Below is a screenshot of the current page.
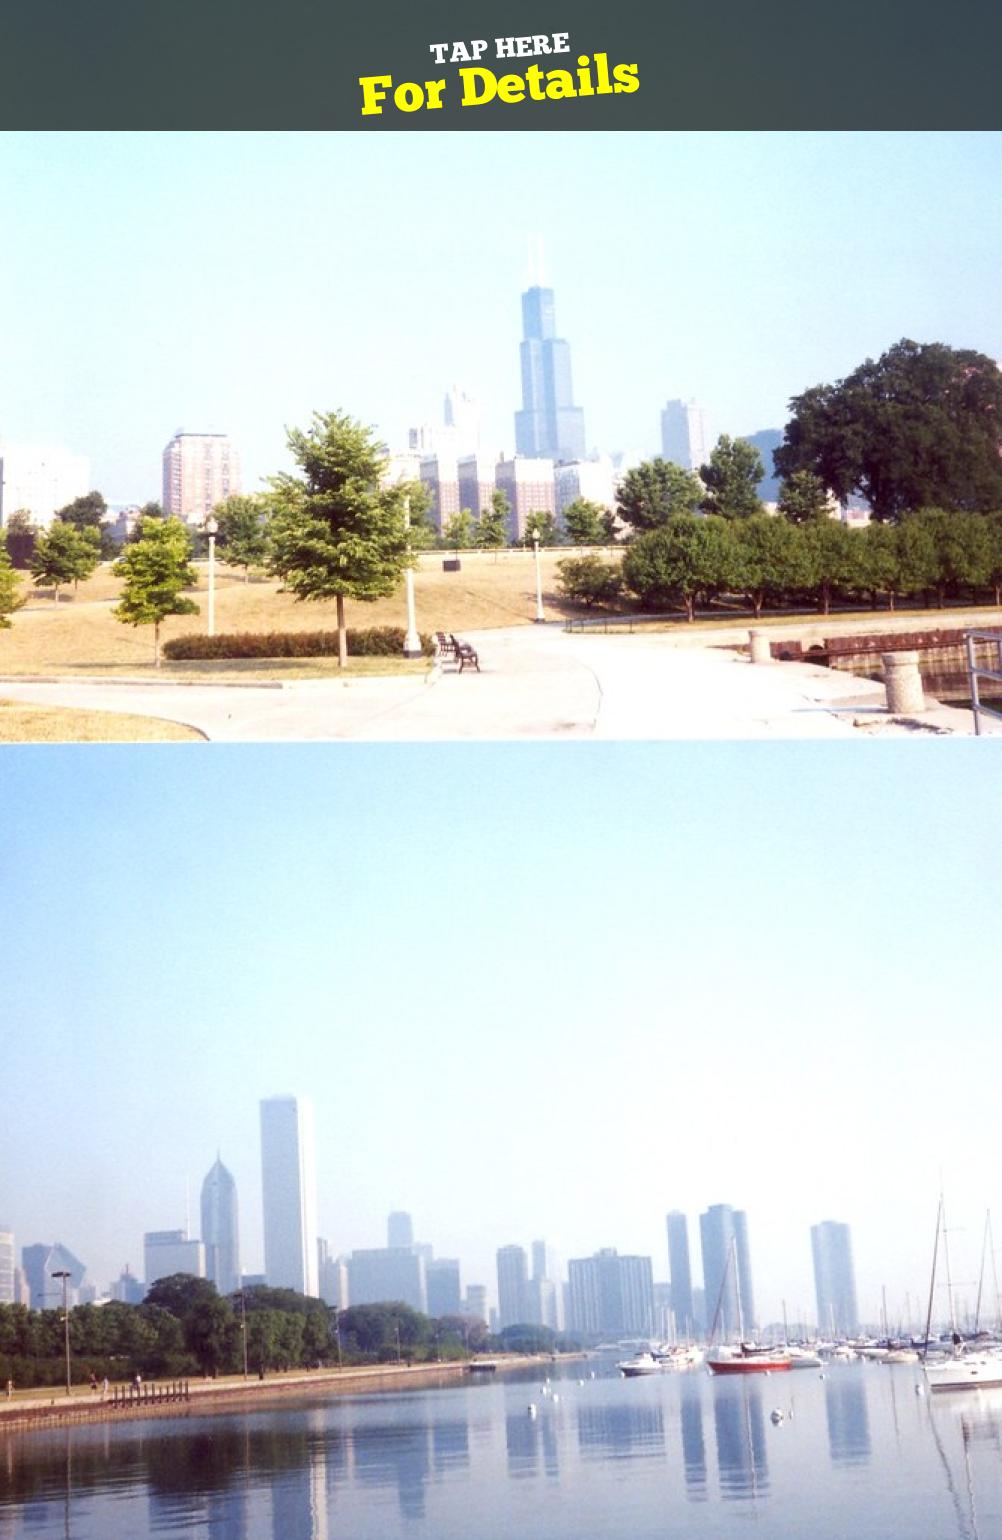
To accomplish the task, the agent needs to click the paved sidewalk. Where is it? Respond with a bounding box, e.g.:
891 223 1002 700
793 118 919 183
0 626 975 741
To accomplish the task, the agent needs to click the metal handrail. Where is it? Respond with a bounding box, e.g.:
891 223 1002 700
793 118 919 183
964 630 1002 735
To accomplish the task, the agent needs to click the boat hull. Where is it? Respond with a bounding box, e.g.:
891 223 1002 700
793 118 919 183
707 1357 792 1374
924 1355 1002 1391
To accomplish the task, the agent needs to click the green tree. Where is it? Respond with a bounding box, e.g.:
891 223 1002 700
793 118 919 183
402 481 436 551
801 519 858 614
442 507 474 554
984 511 1002 606
777 470 832 524
4 511 38 569
267 410 412 669
858 521 901 609
29 522 100 600
0 546 22 628
908 506 991 607
112 516 199 666
616 457 704 532
621 514 733 621
556 553 624 609
731 516 808 618
54 490 107 530
474 490 510 550
699 435 764 519
775 339 1002 520
523 511 560 546
893 516 939 605
562 497 609 545
213 494 272 580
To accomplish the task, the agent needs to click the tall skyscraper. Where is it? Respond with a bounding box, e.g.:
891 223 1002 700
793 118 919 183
260 1095 319 1297
387 1211 414 1249
0 1228 14 1304
493 456 556 541
811 1220 859 1336
0 442 90 527
496 1244 529 1328
700 1204 756 1339
514 256 585 464
347 1247 427 1312
201 1155 240 1296
666 1211 694 1337
660 399 711 472
426 1258 462 1317
162 430 240 524
21 1242 87 1310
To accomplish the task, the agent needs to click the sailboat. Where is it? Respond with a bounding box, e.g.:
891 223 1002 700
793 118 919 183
922 1196 1002 1392
705 1238 791 1375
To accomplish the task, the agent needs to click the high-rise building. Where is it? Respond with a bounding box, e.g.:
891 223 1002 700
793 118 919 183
700 1204 755 1339
567 1249 655 1337
201 1155 240 1296
21 1242 87 1310
0 1228 14 1304
514 257 585 464
443 386 482 455
144 1230 205 1287
462 1284 488 1323
260 1095 319 1297
162 430 240 524
111 1265 145 1305
347 1247 427 1312
426 1258 462 1317
387 1211 414 1249
419 454 461 531
660 400 711 472
496 1245 529 1328
528 1240 563 1331
666 1211 695 1337
493 457 556 541
811 1220 859 1337
457 455 498 522
0 443 90 527
554 456 619 519
317 1238 349 1307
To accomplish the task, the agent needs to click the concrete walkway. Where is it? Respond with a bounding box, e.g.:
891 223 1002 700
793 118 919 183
0 625 975 741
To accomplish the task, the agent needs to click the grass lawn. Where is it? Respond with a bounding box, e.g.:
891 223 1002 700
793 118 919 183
2 550 576 676
0 701 204 742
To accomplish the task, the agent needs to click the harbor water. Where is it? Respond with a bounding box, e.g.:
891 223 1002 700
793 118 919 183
2 1358 1000 1538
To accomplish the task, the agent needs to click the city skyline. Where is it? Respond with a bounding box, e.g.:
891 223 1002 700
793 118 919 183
0 132 999 503
3 743 1002 1325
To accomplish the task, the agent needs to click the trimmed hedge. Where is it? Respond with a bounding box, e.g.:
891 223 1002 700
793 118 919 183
163 627 435 661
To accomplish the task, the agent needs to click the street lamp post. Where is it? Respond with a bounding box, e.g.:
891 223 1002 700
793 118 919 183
531 528 545 623
51 1271 72 1396
402 498 422 659
204 515 219 637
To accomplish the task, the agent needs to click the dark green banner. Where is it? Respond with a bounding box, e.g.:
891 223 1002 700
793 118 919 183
2 0 1000 128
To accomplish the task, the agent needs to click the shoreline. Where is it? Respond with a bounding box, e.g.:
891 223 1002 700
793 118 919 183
0 1355 565 1435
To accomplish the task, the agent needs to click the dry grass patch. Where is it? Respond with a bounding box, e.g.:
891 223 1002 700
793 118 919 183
0 700 203 742
0 551 581 675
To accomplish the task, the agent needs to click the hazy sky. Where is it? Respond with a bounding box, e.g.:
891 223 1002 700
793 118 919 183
4 741 1001 1328
1 131 1000 504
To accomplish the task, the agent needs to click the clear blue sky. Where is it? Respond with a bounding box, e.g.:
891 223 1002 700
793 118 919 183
1 131 1000 503
4 740 1001 1329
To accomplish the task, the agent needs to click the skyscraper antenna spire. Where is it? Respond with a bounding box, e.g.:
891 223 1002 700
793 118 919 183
526 234 547 287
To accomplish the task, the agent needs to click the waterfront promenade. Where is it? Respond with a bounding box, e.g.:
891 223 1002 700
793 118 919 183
0 619 975 740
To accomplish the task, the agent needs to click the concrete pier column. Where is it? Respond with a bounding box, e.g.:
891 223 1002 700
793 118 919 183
748 630 773 665
882 650 925 714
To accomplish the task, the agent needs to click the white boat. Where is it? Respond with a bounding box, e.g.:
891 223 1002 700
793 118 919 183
923 1349 1002 1391
655 1344 704 1369
786 1346 823 1369
617 1351 664 1377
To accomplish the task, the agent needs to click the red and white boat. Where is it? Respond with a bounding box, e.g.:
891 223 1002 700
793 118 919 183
706 1342 792 1375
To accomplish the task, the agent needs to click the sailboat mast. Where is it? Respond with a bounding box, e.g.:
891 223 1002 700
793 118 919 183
975 1212 989 1334
922 1194 943 1359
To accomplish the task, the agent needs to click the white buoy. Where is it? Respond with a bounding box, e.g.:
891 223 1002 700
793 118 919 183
552 1393 559 1403
527 1404 537 1417
770 1409 785 1424
915 1385 925 1397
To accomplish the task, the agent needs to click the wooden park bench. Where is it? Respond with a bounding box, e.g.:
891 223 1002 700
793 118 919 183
451 634 480 673
435 631 457 660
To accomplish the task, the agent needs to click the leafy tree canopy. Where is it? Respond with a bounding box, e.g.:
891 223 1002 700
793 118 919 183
54 490 107 530
777 469 832 524
112 516 199 665
774 339 1002 521
556 553 623 609
562 497 610 545
212 494 272 575
616 457 703 532
699 435 764 519
29 522 100 596
621 513 734 621
0 546 23 628
475 489 511 549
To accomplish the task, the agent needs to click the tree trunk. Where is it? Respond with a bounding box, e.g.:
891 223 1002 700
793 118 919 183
337 593 347 669
685 595 694 622
995 583 1001 606
889 591 896 612
154 620 161 668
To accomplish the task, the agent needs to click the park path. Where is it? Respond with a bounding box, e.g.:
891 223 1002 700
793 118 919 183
0 625 973 741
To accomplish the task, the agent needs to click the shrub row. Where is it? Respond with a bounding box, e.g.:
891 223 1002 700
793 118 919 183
163 627 435 660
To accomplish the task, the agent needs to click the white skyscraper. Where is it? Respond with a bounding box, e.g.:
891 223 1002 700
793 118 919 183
0 442 90 527
260 1095 319 1297
660 399 712 472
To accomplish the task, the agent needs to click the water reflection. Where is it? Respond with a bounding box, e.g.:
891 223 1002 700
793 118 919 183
679 1380 707 1500
505 1407 562 1481
576 1401 665 1462
825 1374 872 1465
350 1421 431 1520
712 1381 768 1499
